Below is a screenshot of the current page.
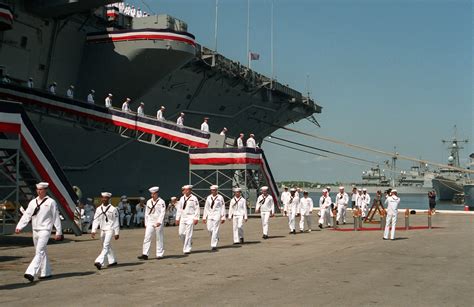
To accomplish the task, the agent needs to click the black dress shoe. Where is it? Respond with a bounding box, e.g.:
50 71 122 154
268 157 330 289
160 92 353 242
292 230 296 234
300 230 304 233
94 262 102 270
318 224 323 229
183 251 191 255
156 256 164 260
137 255 148 260
108 262 118 267
211 247 218 252
240 238 244 244
233 242 240 245
263 235 268 239
24 274 34 282
336 221 339 225
262 235 266 239
383 238 389 240
39 275 52 280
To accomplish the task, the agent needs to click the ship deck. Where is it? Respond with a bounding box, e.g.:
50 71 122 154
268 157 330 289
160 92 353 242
0 213 472 306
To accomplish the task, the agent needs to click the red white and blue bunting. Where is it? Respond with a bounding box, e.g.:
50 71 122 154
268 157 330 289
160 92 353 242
0 3 13 31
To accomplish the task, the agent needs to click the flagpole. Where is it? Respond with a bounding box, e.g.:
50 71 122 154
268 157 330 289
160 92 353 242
270 0 274 87
214 0 219 52
247 0 250 68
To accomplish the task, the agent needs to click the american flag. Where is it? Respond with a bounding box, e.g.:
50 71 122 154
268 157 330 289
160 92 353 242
250 52 260 61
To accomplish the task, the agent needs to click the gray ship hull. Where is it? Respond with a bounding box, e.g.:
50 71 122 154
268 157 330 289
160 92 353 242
432 177 463 201
464 184 474 208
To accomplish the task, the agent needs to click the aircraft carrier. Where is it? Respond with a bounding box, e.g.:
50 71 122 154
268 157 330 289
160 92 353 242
0 0 321 199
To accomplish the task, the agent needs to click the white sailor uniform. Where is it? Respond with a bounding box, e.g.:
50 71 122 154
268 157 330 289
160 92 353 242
228 196 248 243
176 194 200 253
92 203 120 266
143 197 166 257
298 196 313 231
383 195 401 240
284 194 299 232
318 195 332 227
256 194 274 236
335 192 349 224
203 194 226 248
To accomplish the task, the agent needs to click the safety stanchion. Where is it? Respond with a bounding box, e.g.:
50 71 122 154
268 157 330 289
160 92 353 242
353 208 359 231
332 209 337 229
357 209 362 230
428 209 432 229
405 208 410 230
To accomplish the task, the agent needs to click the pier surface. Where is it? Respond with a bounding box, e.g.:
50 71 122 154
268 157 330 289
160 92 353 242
1 213 472 306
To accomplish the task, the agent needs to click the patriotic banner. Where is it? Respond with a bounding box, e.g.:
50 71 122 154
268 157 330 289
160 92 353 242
0 102 81 235
106 5 119 21
0 3 13 31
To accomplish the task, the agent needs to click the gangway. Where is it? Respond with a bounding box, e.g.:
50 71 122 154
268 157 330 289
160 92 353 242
0 102 82 235
189 148 281 213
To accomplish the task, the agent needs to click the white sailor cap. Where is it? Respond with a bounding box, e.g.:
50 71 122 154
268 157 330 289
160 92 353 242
101 192 112 198
90 89 95 93
139 196 146 200
391 189 398 194
322 189 328 193
180 112 185 116
121 195 127 200
250 133 255 137
29 77 33 80
108 93 113 96
233 187 242 192
126 97 131 101
362 188 367 192
161 106 166 109
339 186 345 190
290 188 296 192
261 186 269 191
326 186 331 189
283 186 288 189
358 188 362 192
53 82 57 85
69 85 74 88
210 185 218 190
303 190 309 194
36 182 49 189
140 101 145 105
170 196 177 201
148 186 159 193
183 184 193 189
87 197 93 202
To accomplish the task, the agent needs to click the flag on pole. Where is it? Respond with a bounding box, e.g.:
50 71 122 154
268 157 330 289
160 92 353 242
250 52 260 61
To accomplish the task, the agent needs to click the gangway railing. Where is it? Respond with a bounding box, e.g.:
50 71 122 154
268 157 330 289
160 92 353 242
0 101 82 235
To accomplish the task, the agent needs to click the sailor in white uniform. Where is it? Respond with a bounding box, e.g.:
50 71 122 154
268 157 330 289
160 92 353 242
91 192 120 270
284 188 299 234
66 85 74 98
219 127 227 136
156 106 165 121
246 133 256 148
138 186 166 260
228 187 248 244
117 196 132 227
130 5 136 17
383 190 401 240
361 188 371 218
121 98 131 112
176 185 200 254
280 186 290 207
82 197 95 232
27 77 34 88
137 102 145 117
87 90 95 104
355 189 364 210
237 133 244 148
165 197 177 226
351 187 358 209
200 117 210 133
203 185 226 251
105 93 113 108
176 112 185 126
135 197 146 226
335 186 349 224
255 186 274 239
2 74 11 84
15 182 63 282
318 189 332 228
298 190 313 232
48 82 57 94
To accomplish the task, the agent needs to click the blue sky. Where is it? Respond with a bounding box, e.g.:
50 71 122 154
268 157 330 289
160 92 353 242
129 0 473 182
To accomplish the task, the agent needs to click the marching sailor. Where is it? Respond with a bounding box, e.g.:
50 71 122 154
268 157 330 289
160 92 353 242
318 189 332 228
202 185 226 251
121 98 131 112
105 93 113 108
361 188 371 218
138 186 166 260
200 117 210 133
237 133 244 148
176 185 200 254
117 196 132 228
137 102 145 117
335 187 349 225
87 89 95 104
135 197 146 226
280 186 290 207
176 112 185 126
298 191 313 232
91 192 120 270
383 190 401 240
156 106 165 121
283 188 299 234
15 182 63 282
255 186 275 239
246 133 256 148
66 85 74 99
228 188 248 244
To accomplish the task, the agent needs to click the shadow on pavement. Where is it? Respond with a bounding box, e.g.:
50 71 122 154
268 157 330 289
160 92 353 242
0 255 24 262
0 271 95 290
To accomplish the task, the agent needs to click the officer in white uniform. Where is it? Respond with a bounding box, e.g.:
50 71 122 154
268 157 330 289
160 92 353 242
280 186 290 207
121 98 131 112
228 187 248 244
138 186 166 260
283 188 299 234
203 185 226 251
200 117 210 133
176 185 200 254
355 189 364 210
15 182 62 282
135 197 146 226
48 82 57 94
246 134 256 148
91 192 120 270
66 85 74 98
255 186 274 239
237 133 244 148
361 188 371 218
298 190 313 232
87 90 95 104
318 189 332 228
156 106 165 121
105 93 113 108
335 186 349 224
27 77 34 88
351 187 358 209
137 102 145 117
383 190 401 240
176 112 185 126
117 196 132 227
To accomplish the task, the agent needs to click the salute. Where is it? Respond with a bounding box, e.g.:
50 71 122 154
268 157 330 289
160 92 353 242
335 187 349 225
318 189 332 228
202 185 226 251
298 191 313 232
91 192 120 270
176 185 200 254
228 188 248 244
15 182 63 282
138 186 166 260
283 188 299 234
255 186 275 239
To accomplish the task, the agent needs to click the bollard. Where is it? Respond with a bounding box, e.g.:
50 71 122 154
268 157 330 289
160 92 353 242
380 209 386 230
332 209 337 229
428 209 432 229
357 209 363 230
405 208 410 230
353 209 359 231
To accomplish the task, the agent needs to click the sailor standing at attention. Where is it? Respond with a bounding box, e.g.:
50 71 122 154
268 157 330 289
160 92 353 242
280 186 290 208
117 196 132 228
246 133 257 148
219 127 228 136
156 106 165 121
121 98 131 112
284 188 299 234
355 188 364 211
335 187 349 225
237 133 245 148
202 185 226 251
135 197 146 227
138 186 166 260
48 82 57 94
137 102 145 117
176 185 200 254
383 190 401 240
176 112 185 126
318 189 332 229
298 190 313 232
91 192 120 270
361 188 371 218
351 187 358 209
66 85 74 99
255 186 275 239
105 93 113 108
15 182 63 282
228 187 248 244
87 90 95 104
27 77 34 88
200 117 210 133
